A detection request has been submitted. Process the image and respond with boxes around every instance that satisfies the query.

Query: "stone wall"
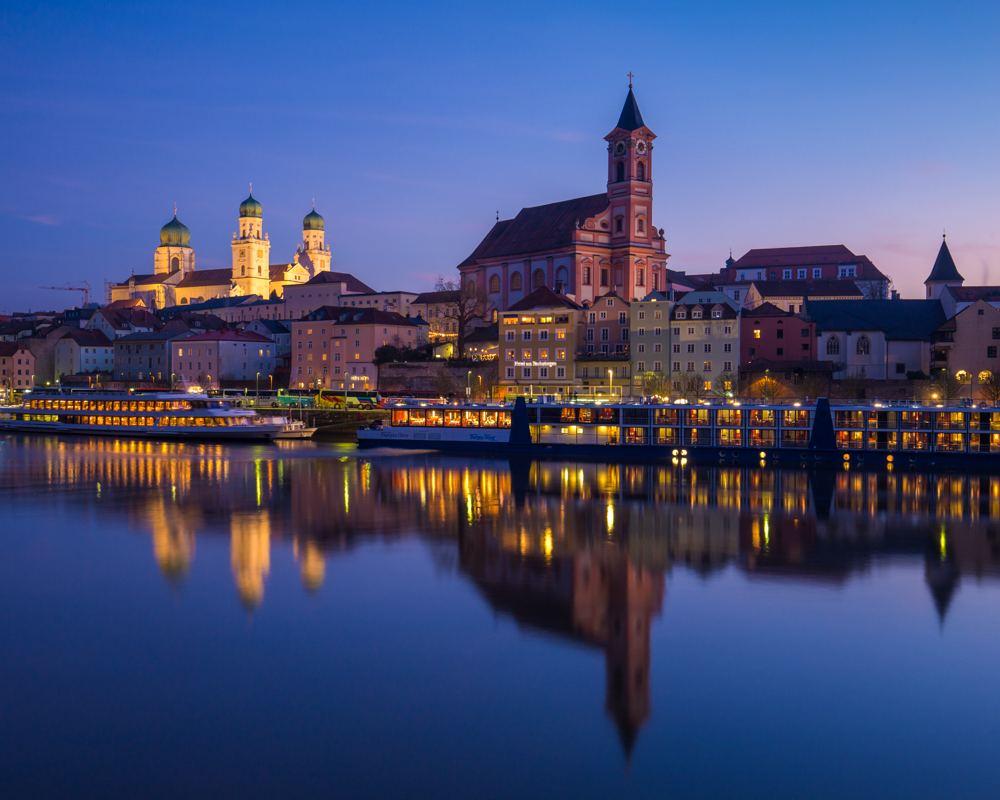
[377,361,498,398]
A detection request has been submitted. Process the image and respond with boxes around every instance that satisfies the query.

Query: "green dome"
[159,214,191,247]
[240,192,262,218]
[303,208,325,231]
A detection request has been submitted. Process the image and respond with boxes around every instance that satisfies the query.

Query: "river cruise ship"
[358,397,1000,467]
[0,389,292,440]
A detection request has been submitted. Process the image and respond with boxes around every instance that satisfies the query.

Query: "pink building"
[173,330,276,387]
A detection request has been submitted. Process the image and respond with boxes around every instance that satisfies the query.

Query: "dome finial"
[174,202,177,217]
[312,198,315,210]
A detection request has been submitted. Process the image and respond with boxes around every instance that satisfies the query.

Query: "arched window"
[637,161,645,181]
[510,272,522,291]
[637,218,644,233]
[616,161,625,182]
[532,269,545,289]
[856,335,870,355]
[826,336,840,355]
[241,265,246,276]
[489,274,500,293]
[616,218,623,233]
[171,256,179,271]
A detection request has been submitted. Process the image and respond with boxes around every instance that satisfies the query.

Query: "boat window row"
[541,407,810,428]
[834,410,1000,430]
[835,430,1000,452]
[15,414,249,427]
[391,409,512,428]
[27,398,197,412]
[616,427,810,447]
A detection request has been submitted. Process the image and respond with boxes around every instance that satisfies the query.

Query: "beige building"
[411,290,462,342]
[744,279,863,313]
[629,290,670,391]
[932,299,1000,397]
[283,272,376,321]
[500,287,582,398]
[575,354,631,397]
[0,343,35,394]
[668,300,739,394]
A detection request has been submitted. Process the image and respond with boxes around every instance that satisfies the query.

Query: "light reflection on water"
[2,435,1000,798]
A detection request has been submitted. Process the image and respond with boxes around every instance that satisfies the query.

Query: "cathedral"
[458,84,677,308]
[110,192,332,309]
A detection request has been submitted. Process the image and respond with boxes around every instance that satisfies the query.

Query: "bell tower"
[231,187,271,298]
[605,78,656,248]
[297,201,330,277]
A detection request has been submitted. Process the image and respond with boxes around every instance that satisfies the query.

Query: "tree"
[859,276,897,300]
[475,362,500,401]
[712,371,740,398]
[373,345,402,366]
[682,373,709,400]
[928,370,962,404]
[751,375,785,401]
[435,275,497,359]
[980,371,1000,406]
[639,371,669,397]
[430,369,456,397]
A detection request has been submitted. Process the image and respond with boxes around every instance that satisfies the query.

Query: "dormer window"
[676,311,686,320]
[712,309,722,318]
[692,310,702,319]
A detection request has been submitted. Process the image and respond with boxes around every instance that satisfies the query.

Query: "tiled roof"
[175,269,233,288]
[59,330,114,347]
[741,302,797,318]
[177,330,274,343]
[732,245,883,276]
[302,306,418,326]
[412,290,460,305]
[464,323,499,343]
[116,331,192,342]
[507,286,582,312]
[751,279,863,299]
[0,342,30,358]
[301,271,375,293]
[98,307,164,330]
[250,319,290,334]
[671,302,737,320]
[944,285,1000,303]
[805,299,947,341]
[458,194,610,268]
[926,238,964,283]
[133,272,179,286]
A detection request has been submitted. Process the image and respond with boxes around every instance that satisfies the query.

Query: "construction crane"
[40,281,92,307]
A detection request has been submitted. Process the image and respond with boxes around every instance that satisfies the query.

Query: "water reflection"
[4,436,1000,752]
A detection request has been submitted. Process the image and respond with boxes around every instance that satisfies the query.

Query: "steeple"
[615,87,647,133]
[925,235,964,299]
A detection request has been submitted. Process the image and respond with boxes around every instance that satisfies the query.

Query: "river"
[1,435,999,798]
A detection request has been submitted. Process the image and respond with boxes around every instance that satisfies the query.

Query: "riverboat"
[358,397,1000,468]
[0,388,293,440]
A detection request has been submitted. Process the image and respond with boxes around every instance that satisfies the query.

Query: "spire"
[925,235,964,284]
[615,85,646,132]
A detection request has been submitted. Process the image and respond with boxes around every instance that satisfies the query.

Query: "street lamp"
[467,370,472,399]
[256,372,260,406]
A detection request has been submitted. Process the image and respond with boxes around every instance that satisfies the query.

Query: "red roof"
[750,279,863,299]
[302,271,375,293]
[732,245,885,280]
[507,286,582,312]
[175,269,233,288]
[458,194,610,268]
[741,301,798,318]
[59,330,114,347]
[0,343,30,358]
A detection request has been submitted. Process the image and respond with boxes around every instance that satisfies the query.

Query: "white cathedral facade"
[110,192,331,309]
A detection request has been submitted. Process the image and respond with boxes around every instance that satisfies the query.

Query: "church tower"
[296,202,330,277]
[924,235,964,300]
[154,208,195,275]
[231,189,271,298]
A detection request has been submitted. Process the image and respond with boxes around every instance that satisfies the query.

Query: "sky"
[2,0,1000,312]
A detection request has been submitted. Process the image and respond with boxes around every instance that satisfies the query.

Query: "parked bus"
[316,390,380,409]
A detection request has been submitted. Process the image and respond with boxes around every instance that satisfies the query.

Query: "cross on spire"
[174,202,177,216]
[627,71,634,88]
[312,198,316,209]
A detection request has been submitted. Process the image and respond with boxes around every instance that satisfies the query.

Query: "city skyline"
[4,2,1000,311]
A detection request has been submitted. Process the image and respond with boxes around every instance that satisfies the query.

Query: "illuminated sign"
[513,361,556,367]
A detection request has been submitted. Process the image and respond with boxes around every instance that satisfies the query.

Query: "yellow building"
[500,286,583,397]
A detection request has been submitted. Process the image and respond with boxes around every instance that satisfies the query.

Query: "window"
[753,329,761,339]
[637,161,645,180]
[687,344,695,353]
[734,290,740,301]
[802,343,810,351]
[673,362,681,371]
[510,272,522,291]
[712,309,722,318]
[993,328,1000,340]
[723,343,732,353]
[582,267,591,286]
[686,327,693,335]
[687,362,695,371]
[637,344,645,353]
[654,361,661,371]
[506,367,515,378]
[654,310,662,319]
[601,269,609,287]
[556,329,566,340]
[692,310,702,319]
[990,347,998,359]
[522,330,531,340]
[776,329,784,339]
[673,327,680,335]
[619,311,627,324]
[672,344,680,353]
[813,268,822,279]
[637,220,644,235]
[615,218,623,233]
[783,269,792,279]
[556,367,565,378]
[704,327,711,335]
[506,330,515,341]
[616,161,625,182]
[724,361,732,371]
[839,266,856,278]
[704,343,711,353]
[522,367,531,378]
[895,363,906,374]
[826,336,840,355]
[556,348,566,359]
[532,269,545,289]
[638,361,645,372]
[856,335,870,355]
[798,269,806,279]
[489,274,500,293]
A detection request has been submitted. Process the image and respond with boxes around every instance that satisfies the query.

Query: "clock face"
[636,141,647,155]
[615,141,626,156]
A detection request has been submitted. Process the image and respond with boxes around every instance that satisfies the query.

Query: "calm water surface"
[2,436,1000,799]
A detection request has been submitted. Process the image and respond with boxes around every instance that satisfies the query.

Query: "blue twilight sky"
[2,0,1000,312]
